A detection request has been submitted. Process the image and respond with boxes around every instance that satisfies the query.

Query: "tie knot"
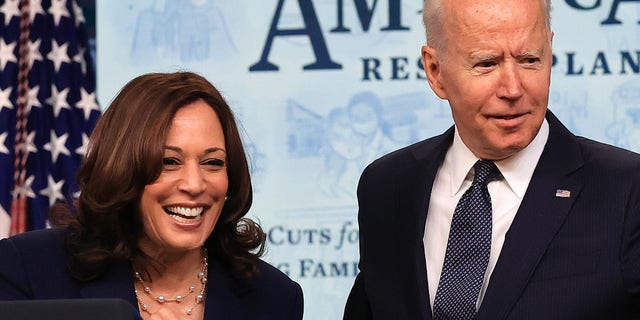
[473,160,499,185]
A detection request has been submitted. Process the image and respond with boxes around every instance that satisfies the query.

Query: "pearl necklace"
[134,248,208,316]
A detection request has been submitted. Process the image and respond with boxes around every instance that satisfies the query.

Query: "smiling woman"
[138,101,229,258]
[0,72,304,320]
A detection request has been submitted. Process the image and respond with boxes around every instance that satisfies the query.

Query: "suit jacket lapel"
[476,111,583,320]
[398,128,453,320]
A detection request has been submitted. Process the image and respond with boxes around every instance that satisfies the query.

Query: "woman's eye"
[162,157,180,166]
[203,158,225,167]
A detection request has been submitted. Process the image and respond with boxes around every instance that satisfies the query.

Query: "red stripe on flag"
[10,0,31,235]
[9,197,26,236]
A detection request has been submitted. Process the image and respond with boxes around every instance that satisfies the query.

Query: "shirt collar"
[446,119,549,198]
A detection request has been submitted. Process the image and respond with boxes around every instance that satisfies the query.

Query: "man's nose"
[497,62,524,100]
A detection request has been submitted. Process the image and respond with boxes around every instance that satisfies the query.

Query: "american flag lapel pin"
[555,189,571,198]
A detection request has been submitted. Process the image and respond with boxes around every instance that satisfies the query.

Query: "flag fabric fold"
[0,0,100,238]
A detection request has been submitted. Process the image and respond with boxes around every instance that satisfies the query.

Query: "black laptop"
[0,298,141,320]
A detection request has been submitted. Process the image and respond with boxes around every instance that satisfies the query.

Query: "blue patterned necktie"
[433,160,500,320]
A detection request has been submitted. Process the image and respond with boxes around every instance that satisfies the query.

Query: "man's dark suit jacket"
[0,227,303,320]
[344,111,640,319]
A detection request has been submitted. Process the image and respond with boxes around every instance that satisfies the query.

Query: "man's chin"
[478,143,527,161]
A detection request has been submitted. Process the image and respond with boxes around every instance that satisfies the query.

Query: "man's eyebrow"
[469,52,500,60]
[519,49,543,56]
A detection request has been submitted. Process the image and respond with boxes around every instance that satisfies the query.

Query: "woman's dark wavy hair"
[53,71,265,281]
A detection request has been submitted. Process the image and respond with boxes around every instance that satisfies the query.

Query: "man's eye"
[476,61,496,68]
[523,57,540,64]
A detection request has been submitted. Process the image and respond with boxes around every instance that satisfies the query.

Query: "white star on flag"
[47,40,71,72]
[26,86,42,113]
[76,87,99,120]
[46,84,71,117]
[28,39,44,69]
[0,0,19,26]
[0,39,17,70]
[73,47,87,75]
[72,0,85,27]
[29,0,46,23]
[48,0,71,27]
[18,131,38,155]
[44,130,71,162]
[0,131,9,155]
[75,132,89,156]
[40,175,66,207]
[0,86,12,113]
[13,175,36,199]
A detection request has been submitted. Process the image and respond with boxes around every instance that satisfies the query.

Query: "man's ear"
[421,45,447,99]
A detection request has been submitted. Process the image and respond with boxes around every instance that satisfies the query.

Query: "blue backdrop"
[96,1,640,318]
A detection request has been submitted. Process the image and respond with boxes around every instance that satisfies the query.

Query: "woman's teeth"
[166,206,204,222]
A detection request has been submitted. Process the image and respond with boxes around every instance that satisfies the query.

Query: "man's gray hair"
[422,0,552,54]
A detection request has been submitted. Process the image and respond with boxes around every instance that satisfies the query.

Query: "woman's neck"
[136,242,205,284]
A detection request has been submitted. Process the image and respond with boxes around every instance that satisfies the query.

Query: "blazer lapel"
[203,258,251,320]
[476,111,583,320]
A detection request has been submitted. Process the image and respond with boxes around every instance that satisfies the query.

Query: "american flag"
[0,0,99,238]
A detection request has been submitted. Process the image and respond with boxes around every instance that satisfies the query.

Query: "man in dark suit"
[344,0,640,319]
